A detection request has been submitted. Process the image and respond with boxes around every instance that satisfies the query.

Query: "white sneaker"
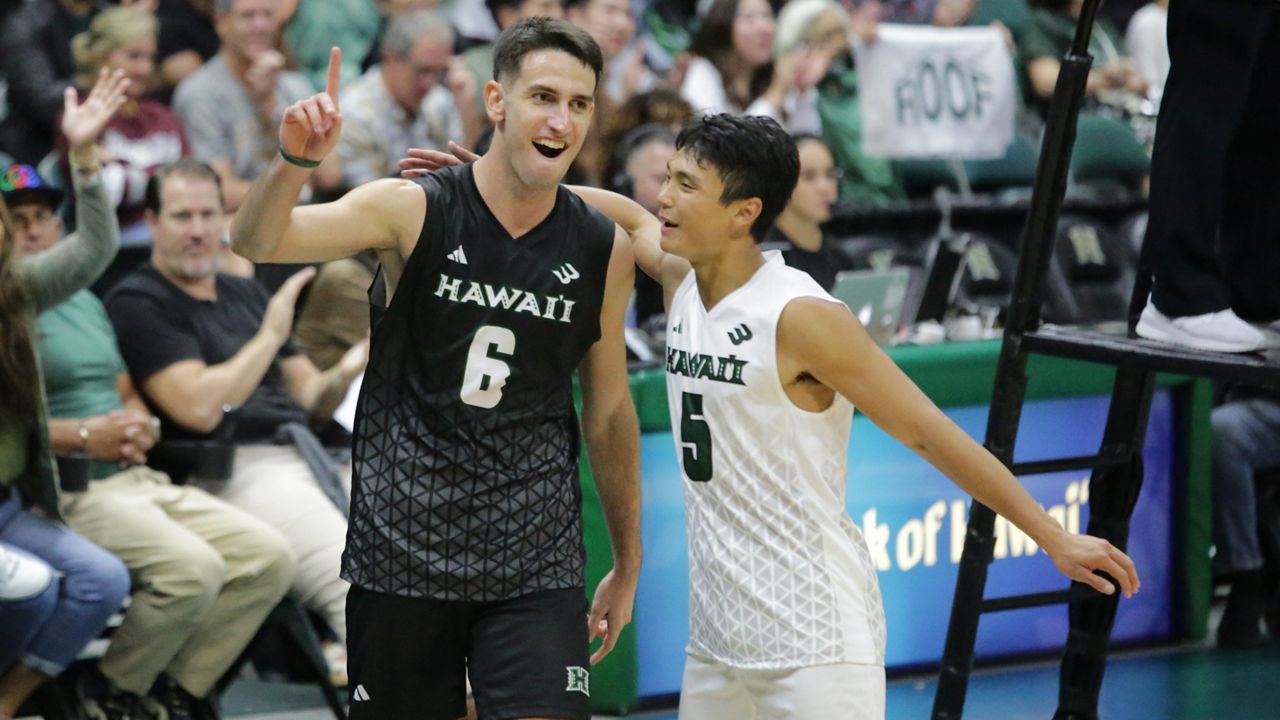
[1136,303,1266,353]
[0,544,53,601]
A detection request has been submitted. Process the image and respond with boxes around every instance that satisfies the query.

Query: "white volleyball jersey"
[665,251,886,669]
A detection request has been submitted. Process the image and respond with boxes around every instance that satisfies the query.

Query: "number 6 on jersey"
[462,325,515,408]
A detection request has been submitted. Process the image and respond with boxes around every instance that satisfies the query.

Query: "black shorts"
[346,585,592,720]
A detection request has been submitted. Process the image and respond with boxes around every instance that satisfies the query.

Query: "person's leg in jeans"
[0,495,129,717]
[0,544,58,720]
[1211,396,1280,644]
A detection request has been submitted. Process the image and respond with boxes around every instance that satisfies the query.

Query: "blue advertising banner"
[634,392,1176,697]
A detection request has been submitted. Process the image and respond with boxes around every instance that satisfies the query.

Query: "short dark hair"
[491,17,602,90]
[676,114,799,242]
[145,159,224,214]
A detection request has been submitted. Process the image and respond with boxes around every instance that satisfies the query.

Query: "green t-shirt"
[37,290,126,421]
[1018,9,1128,71]
[37,290,128,481]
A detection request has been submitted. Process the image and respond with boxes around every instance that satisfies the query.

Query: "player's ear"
[484,80,505,124]
[730,197,763,237]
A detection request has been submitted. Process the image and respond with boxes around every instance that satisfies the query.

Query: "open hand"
[280,47,343,166]
[62,68,130,152]
[262,267,316,345]
[398,141,479,177]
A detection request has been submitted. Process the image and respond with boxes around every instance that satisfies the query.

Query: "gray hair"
[384,10,455,60]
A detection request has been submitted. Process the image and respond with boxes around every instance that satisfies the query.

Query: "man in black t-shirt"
[228,19,644,720]
[106,159,367,659]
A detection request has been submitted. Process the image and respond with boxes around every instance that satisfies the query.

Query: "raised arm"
[230,48,424,264]
[777,296,1141,598]
[21,69,130,312]
[578,227,642,665]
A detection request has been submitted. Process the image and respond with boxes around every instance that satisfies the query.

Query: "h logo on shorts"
[565,666,590,696]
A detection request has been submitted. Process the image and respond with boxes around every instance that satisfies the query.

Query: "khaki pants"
[61,466,295,697]
[195,444,351,642]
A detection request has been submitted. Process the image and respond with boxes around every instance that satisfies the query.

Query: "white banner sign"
[855,24,1016,160]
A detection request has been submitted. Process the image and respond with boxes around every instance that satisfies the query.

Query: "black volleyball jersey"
[342,163,616,601]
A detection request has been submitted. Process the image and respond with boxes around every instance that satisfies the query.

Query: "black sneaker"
[83,687,166,720]
[1219,570,1268,647]
[153,678,217,720]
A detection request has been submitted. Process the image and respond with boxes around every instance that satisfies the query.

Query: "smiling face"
[655,148,758,263]
[488,48,597,192]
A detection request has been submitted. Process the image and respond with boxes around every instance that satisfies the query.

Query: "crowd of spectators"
[0,0,1180,716]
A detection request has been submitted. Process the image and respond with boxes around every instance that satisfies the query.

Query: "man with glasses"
[337,9,484,189]
[173,0,335,211]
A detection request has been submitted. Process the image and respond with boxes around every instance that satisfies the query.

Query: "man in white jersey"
[603,113,1138,720]
[400,114,1141,720]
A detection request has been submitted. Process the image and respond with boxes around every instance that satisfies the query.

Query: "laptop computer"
[829,267,913,345]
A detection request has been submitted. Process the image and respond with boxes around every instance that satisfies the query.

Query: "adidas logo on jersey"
[447,246,469,264]
[351,684,371,702]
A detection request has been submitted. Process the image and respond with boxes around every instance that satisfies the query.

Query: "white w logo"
[552,263,580,284]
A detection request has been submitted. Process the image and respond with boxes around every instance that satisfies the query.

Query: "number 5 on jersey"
[680,392,713,482]
[462,325,515,409]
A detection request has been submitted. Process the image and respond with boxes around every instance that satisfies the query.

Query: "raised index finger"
[325,46,342,107]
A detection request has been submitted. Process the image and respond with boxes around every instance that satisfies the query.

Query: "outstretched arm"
[778,297,1141,598]
[230,48,422,264]
[578,227,642,665]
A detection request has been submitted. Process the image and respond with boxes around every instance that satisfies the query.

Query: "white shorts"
[678,654,886,720]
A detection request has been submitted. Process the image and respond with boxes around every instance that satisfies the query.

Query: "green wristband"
[279,145,321,169]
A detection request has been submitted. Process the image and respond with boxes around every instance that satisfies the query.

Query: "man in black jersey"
[228,19,642,720]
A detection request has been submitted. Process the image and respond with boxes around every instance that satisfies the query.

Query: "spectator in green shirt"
[1019,0,1147,112]
[11,166,296,720]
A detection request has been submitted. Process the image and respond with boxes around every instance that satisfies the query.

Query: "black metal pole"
[932,1,1105,716]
